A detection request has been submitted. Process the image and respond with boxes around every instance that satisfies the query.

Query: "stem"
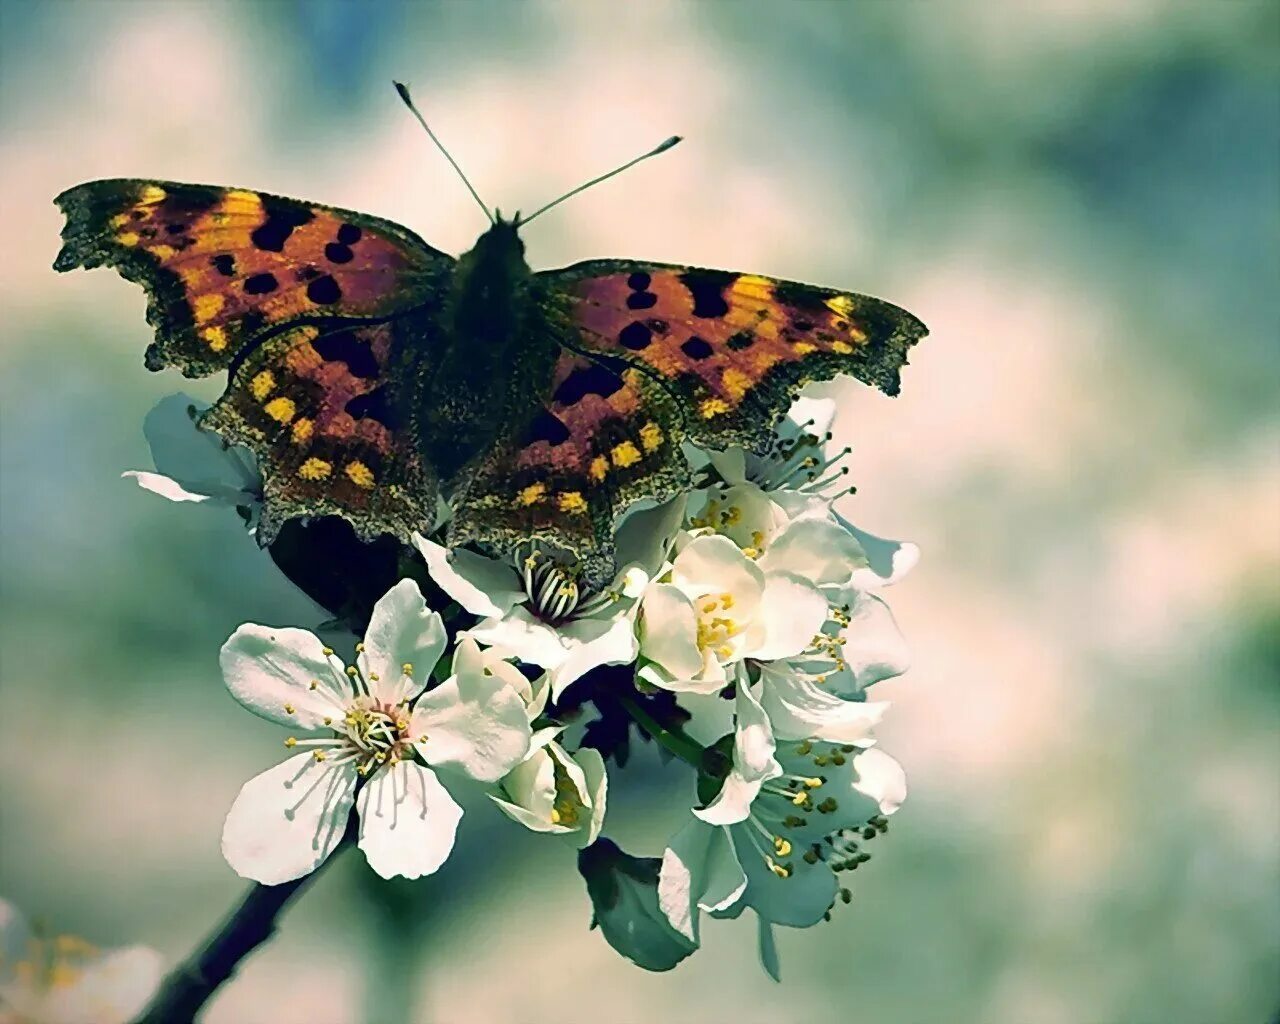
[617,693,707,769]
[132,842,347,1024]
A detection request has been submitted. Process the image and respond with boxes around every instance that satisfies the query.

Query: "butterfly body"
[54,178,927,585]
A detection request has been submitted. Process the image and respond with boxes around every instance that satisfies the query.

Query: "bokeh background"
[1,1,1277,1022]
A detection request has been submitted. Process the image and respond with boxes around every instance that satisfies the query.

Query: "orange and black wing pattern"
[449,351,688,580]
[540,261,927,455]
[53,179,448,377]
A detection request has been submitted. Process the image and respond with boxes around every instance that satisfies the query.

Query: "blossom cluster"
[130,392,916,979]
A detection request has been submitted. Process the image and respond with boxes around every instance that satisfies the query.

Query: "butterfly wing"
[448,351,689,583]
[538,260,927,455]
[53,179,449,376]
[55,179,453,541]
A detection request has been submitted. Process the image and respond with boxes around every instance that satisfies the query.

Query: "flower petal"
[758,668,888,744]
[358,579,446,703]
[614,494,688,575]
[221,753,355,884]
[733,822,837,927]
[832,591,911,695]
[659,819,746,943]
[122,470,246,505]
[756,516,867,587]
[835,513,920,587]
[412,535,524,617]
[852,748,908,815]
[749,573,829,662]
[466,608,568,672]
[695,686,780,826]
[356,761,462,880]
[220,625,348,729]
[706,446,748,485]
[143,393,256,491]
[551,615,639,700]
[638,584,704,680]
[578,746,609,846]
[413,670,532,783]
[674,689,736,746]
[671,534,765,609]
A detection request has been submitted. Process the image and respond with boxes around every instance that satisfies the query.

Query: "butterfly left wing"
[448,351,689,583]
[538,261,927,457]
[54,179,448,377]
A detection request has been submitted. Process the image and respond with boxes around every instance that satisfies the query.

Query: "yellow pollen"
[355,643,365,652]
[201,326,229,352]
[346,666,358,677]
[291,417,313,443]
[283,703,295,714]
[791,791,810,806]
[699,396,730,419]
[639,421,664,451]
[284,737,297,747]
[402,662,413,674]
[590,455,609,482]
[322,647,334,656]
[264,397,296,423]
[517,482,547,506]
[611,440,642,468]
[774,838,792,857]
[345,460,375,489]
[804,777,824,789]
[549,808,562,824]
[298,457,332,480]
[194,293,225,322]
[558,490,588,514]
[250,371,275,400]
[323,716,332,726]
[312,750,327,762]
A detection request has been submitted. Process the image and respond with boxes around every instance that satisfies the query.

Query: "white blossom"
[0,900,162,1024]
[490,733,607,846]
[121,394,260,528]
[219,580,532,883]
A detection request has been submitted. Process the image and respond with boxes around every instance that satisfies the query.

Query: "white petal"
[756,516,867,587]
[466,607,568,671]
[694,686,780,825]
[835,513,920,587]
[706,447,748,485]
[638,584,704,679]
[674,690,736,746]
[122,470,242,505]
[221,753,355,884]
[835,591,911,694]
[578,746,609,845]
[220,625,348,729]
[551,615,638,700]
[758,667,888,744]
[143,393,255,490]
[412,535,524,617]
[414,671,532,783]
[497,746,556,822]
[749,574,829,662]
[0,898,31,974]
[658,819,746,943]
[694,771,765,827]
[356,761,462,879]
[613,494,688,575]
[39,945,164,1024]
[852,748,908,814]
[490,793,572,834]
[786,395,837,438]
[733,823,836,927]
[359,579,446,703]
[671,534,765,609]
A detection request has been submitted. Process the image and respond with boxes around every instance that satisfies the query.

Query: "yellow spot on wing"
[225,189,262,210]
[639,421,664,452]
[149,244,176,261]
[194,294,225,322]
[298,457,331,480]
[558,491,588,514]
[139,184,168,205]
[264,397,296,423]
[116,232,140,247]
[590,455,609,482]
[831,340,854,354]
[825,294,856,318]
[793,342,817,356]
[291,417,314,443]
[699,397,730,419]
[345,461,375,489]
[201,326,228,352]
[611,441,642,468]
[517,483,547,506]
[250,371,275,400]
[721,368,752,402]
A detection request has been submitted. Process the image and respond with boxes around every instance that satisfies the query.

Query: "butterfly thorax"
[417,217,560,480]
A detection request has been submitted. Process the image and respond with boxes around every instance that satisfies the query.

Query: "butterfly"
[53,84,927,587]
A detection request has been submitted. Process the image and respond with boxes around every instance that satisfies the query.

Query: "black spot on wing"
[553,363,625,405]
[307,275,343,304]
[345,387,400,428]
[243,272,278,295]
[626,290,658,310]
[325,242,354,264]
[619,321,652,350]
[313,330,380,378]
[336,223,362,245]
[626,271,651,290]
[726,330,754,351]
[525,409,571,446]
[681,337,714,360]
[680,270,735,318]
[250,200,315,253]
[211,254,236,277]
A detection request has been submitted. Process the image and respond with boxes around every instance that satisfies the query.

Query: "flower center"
[695,592,742,659]
[548,760,584,827]
[11,933,99,993]
[520,548,618,626]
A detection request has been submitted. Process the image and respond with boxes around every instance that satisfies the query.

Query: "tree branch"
[132,843,346,1024]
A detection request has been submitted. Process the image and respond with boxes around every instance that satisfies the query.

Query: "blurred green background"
[1,2,1277,1022]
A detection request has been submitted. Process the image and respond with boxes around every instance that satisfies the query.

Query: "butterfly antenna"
[394,81,494,225]
[520,135,683,226]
